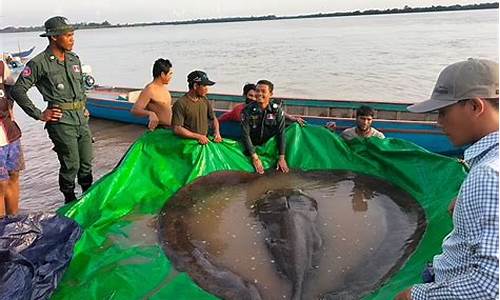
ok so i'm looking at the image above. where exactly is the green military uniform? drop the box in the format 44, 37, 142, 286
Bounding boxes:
10, 16, 92, 203
240, 100, 286, 156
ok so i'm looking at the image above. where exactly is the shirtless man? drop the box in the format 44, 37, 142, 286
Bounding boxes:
131, 58, 173, 130
340, 105, 385, 140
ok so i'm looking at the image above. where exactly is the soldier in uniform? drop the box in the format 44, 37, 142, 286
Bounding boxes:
241, 79, 289, 174
11, 16, 93, 204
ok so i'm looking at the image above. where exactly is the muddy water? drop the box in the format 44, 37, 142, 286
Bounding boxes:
159, 171, 425, 299
19, 116, 145, 212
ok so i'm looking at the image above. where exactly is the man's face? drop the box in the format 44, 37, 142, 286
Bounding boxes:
194, 83, 209, 97
356, 115, 373, 132
437, 101, 472, 146
256, 84, 272, 104
162, 69, 174, 84
53, 31, 75, 51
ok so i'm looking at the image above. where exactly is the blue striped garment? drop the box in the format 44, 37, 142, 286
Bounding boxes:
412, 131, 499, 300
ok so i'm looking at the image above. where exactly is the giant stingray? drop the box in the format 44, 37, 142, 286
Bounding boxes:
158, 170, 426, 300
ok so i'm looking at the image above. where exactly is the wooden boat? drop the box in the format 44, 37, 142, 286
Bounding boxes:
86, 85, 461, 155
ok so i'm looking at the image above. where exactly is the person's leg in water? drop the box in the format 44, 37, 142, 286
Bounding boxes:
77, 124, 93, 193
4, 172, 20, 215
47, 124, 79, 204
3, 139, 24, 214
0, 180, 7, 217
0, 140, 22, 217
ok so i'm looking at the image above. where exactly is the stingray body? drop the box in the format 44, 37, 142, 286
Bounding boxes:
159, 210, 262, 300
158, 171, 426, 300
254, 189, 322, 300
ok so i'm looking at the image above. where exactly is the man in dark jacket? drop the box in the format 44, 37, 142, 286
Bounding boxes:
241, 79, 288, 174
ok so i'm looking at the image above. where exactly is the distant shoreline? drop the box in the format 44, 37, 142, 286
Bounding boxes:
1, 2, 498, 34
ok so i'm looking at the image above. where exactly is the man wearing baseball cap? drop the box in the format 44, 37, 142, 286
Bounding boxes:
396, 58, 498, 299
11, 16, 93, 204
171, 70, 222, 144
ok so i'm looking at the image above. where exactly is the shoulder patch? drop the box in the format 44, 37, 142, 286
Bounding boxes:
72, 65, 81, 73
22, 66, 32, 77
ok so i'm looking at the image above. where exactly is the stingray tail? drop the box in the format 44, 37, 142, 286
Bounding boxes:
291, 280, 303, 300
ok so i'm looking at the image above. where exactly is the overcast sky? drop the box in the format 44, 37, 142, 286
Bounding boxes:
1, 0, 490, 27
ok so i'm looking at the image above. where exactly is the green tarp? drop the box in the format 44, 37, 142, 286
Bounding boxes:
53, 124, 466, 299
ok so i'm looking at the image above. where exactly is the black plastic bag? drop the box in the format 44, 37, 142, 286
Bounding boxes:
0, 213, 82, 300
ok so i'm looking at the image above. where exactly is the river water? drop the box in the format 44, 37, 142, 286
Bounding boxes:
0, 9, 498, 211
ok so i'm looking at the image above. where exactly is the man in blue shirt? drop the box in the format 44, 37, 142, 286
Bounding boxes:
395, 58, 498, 299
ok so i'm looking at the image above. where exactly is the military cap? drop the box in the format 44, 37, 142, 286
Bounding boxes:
40, 16, 75, 37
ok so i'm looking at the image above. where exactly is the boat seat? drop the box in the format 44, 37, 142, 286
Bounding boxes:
127, 90, 142, 103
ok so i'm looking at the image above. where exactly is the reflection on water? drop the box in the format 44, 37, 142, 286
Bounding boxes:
159, 171, 426, 299
19, 117, 145, 212
351, 179, 375, 212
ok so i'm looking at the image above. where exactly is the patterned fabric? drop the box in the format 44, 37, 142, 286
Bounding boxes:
412, 131, 499, 300
0, 139, 25, 181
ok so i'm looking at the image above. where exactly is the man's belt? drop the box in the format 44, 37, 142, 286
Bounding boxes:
52, 101, 86, 111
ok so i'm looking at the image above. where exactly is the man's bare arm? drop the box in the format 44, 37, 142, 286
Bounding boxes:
131, 89, 158, 130
131, 89, 152, 116
173, 125, 209, 144
212, 118, 222, 142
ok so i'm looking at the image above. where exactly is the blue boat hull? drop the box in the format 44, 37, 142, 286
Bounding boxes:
11, 46, 36, 59
87, 95, 147, 125
86, 95, 461, 155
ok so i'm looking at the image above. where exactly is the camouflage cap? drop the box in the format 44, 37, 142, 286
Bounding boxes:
40, 16, 75, 37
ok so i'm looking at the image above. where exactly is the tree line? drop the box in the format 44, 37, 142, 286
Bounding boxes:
1, 2, 498, 33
